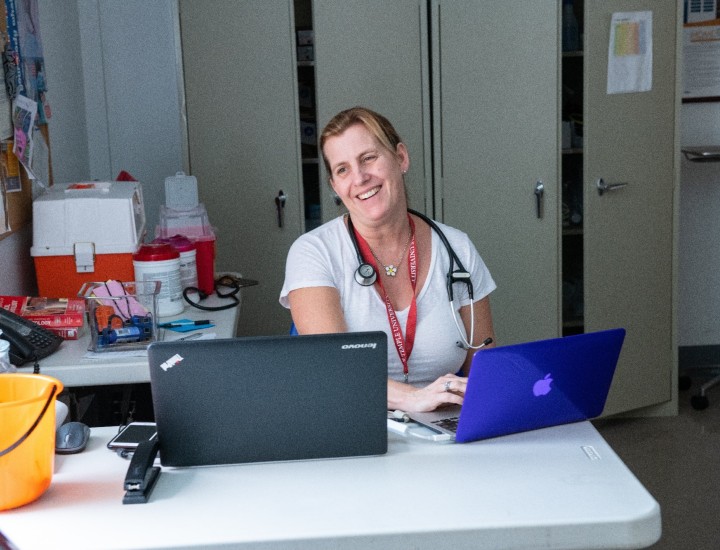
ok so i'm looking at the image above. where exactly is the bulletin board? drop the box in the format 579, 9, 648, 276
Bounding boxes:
682, 14, 720, 102
0, 126, 49, 242
0, 139, 32, 240
0, 0, 52, 242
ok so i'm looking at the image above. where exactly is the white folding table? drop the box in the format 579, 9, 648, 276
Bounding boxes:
0, 422, 661, 550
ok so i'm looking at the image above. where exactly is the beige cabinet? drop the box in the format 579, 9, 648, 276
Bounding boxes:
438, 0, 680, 416
313, 0, 432, 219
582, 0, 680, 415
180, 0, 303, 336
180, 0, 433, 336
433, 0, 561, 346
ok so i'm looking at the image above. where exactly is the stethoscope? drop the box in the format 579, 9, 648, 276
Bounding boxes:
346, 208, 489, 350
182, 275, 256, 311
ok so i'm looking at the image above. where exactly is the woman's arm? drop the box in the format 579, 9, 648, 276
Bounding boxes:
459, 296, 496, 376
287, 287, 347, 334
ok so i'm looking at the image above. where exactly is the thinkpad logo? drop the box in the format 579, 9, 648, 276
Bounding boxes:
341, 343, 377, 350
160, 353, 184, 371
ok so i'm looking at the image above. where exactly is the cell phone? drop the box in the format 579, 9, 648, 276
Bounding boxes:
107, 422, 157, 450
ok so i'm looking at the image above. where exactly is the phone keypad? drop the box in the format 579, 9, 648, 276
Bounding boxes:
28, 330, 59, 351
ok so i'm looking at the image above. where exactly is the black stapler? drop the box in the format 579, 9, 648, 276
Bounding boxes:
122, 438, 161, 504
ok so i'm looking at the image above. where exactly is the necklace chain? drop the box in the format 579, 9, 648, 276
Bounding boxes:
366, 226, 413, 277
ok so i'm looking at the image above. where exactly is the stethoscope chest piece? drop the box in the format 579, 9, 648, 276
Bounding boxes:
355, 263, 377, 286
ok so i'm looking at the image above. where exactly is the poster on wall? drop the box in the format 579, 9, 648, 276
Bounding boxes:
3, 0, 50, 120
682, 1, 720, 102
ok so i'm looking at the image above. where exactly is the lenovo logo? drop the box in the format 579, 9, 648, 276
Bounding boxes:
341, 343, 377, 350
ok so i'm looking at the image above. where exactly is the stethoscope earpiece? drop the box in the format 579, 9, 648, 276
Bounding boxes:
354, 263, 377, 286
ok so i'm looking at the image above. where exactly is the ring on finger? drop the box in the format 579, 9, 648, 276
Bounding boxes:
444, 380, 452, 392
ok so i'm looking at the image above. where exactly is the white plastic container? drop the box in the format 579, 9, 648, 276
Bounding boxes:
0, 335, 16, 372
132, 244, 184, 317
152, 235, 198, 291
164, 171, 198, 210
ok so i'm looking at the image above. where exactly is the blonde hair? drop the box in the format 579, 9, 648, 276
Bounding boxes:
320, 107, 403, 177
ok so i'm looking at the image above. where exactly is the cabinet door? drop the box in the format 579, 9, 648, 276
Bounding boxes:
313, 0, 431, 217
433, 0, 560, 345
180, 0, 303, 336
584, 0, 679, 415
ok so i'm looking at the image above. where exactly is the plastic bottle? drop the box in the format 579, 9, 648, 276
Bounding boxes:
133, 243, 184, 316
562, 0, 580, 52
105, 327, 144, 344
152, 235, 198, 292
0, 330, 18, 373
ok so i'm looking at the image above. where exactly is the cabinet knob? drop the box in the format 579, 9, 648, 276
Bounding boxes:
275, 190, 287, 228
596, 178, 628, 196
534, 180, 544, 218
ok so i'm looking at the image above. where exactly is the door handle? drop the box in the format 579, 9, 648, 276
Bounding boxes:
596, 178, 628, 196
534, 180, 544, 218
275, 190, 287, 228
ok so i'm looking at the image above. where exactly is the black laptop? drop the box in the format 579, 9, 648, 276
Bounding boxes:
147, 332, 388, 467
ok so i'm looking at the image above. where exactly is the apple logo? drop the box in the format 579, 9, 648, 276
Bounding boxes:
533, 373, 553, 396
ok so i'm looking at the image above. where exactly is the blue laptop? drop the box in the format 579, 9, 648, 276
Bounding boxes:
407, 328, 625, 443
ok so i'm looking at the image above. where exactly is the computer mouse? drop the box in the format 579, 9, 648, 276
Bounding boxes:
55, 422, 91, 454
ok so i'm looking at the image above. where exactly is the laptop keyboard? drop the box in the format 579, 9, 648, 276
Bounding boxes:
432, 416, 460, 433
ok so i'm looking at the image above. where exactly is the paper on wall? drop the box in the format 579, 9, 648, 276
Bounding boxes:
682, 24, 720, 100
0, 89, 13, 140
11, 94, 36, 170
607, 11, 653, 95
0, 184, 8, 235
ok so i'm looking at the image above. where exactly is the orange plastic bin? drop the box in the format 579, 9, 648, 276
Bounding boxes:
0, 374, 63, 511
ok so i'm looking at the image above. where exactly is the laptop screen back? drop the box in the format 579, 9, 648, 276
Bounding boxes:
456, 328, 625, 442
147, 332, 388, 467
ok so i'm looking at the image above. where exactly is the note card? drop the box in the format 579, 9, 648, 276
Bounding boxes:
607, 11, 653, 95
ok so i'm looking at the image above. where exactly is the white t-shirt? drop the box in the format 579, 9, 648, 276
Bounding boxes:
280, 216, 496, 386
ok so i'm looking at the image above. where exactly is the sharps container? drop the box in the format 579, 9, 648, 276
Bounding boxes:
156, 203, 216, 295
133, 243, 184, 316
193, 235, 216, 296
152, 235, 198, 292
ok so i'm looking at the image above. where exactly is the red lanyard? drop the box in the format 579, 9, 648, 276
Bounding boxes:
353, 216, 417, 383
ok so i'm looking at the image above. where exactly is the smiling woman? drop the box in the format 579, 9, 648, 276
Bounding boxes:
279, 106, 497, 414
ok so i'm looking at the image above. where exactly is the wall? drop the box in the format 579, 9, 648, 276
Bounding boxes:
0, 227, 36, 295
75, 0, 187, 234
0, 0, 186, 296
679, 102, 720, 348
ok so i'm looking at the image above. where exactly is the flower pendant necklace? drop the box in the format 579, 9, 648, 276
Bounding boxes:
367, 225, 413, 277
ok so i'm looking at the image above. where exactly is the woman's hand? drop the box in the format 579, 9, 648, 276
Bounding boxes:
388, 374, 468, 413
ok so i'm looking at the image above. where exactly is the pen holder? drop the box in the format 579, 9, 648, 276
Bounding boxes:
79, 281, 160, 352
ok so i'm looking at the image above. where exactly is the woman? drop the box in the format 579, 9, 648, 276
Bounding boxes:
280, 107, 496, 412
